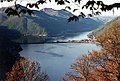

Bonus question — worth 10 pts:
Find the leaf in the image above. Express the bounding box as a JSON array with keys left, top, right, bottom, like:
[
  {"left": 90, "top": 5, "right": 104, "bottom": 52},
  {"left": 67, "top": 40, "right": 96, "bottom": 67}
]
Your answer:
[
  {"left": 74, "top": 0, "right": 81, "bottom": 4},
  {"left": 65, "top": 6, "right": 71, "bottom": 10},
  {"left": 80, "top": 12, "right": 86, "bottom": 17},
  {"left": 79, "top": 12, "right": 86, "bottom": 18},
  {"left": 94, "top": 11, "right": 101, "bottom": 15},
  {"left": 27, "top": 10, "right": 34, "bottom": 15},
  {"left": 68, "top": 16, "right": 79, "bottom": 22},
  {"left": 73, "top": 9, "right": 78, "bottom": 12},
  {"left": 26, "top": 3, "right": 39, "bottom": 9},
  {"left": 34, "top": 4, "right": 39, "bottom": 9},
  {"left": 1, "top": 0, "right": 13, "bottom": 2},
  {"left": 5, "top": 8, "right": 20, "bottom": 17},
  {"left": 65, "top": 0, "right": 70, "bottom": 3},
  {"left": 5, "top": 8, "right": 10, "bottom": 13},
  {"left": 82, "top": 6, "right": 85, "bottom": 9},
  {"left": 37, "top": 0, "right": 46, "bottom": 4},
  {"left": 26, "top": 3, "right": 34, "bottom": 8},
  {"left": 96, "top": 1, "right": 104, "bottom": 9},
  {"left": 57, "top": 0, "right": 65, "bottom": 5},
  {"left": 55, "top": 0, "right": 58, "bottom": 2},
  {"left": 90, "top": 7, "right": 93, "bottom": 10},
  {"left": 1, "top": 0, "right": 3, "bottom": 2},
  {"left": 78, "top": 0, "right": 81, "bottom": 4},
  {"left": 88, "top": 14, "right": 93, "bottom": 17},
  {"left": 75, "top": 0, "right": 77, "bottom": 2}
]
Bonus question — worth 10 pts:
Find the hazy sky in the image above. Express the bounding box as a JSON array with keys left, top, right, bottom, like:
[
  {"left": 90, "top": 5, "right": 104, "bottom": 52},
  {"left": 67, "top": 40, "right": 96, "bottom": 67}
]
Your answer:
[{"left": 0, "top": 0, "right": 120, "bottom": 16}]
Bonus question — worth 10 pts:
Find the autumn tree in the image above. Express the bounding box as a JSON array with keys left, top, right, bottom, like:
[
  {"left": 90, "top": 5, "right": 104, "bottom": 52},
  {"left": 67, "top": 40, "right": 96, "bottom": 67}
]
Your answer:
[
  {"left": 92, "top": 20, "right": 120, "bottom": 81},
  {"left": 6, "top": 57, "right": 49, "bottom": 81},
  {"left": 63, "top": 19, "right": 120, "bottom": 81},
  {"left": 62, "top": 55, "right": 98, "bottom": 81}
]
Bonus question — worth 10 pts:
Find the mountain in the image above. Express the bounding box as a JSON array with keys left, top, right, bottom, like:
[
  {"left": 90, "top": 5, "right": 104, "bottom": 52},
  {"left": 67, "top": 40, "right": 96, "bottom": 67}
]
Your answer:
[
  {"left": 1, "top": 16, "right": 46, "bottom": 35},
  {"left": 91, "top": 16, "right": 119, "bottom": 36},
  {"left": 91, "top": 16, "right": 116, "bottom": 24},
  {"left": 0, "top": 6, "right": 48, "bottom": 43},
  {"left": 0, "top": 6, "right": 114, "bottom": 43},
  {"left": 31, "top": 8, "right": 105, "bottom": 37}
]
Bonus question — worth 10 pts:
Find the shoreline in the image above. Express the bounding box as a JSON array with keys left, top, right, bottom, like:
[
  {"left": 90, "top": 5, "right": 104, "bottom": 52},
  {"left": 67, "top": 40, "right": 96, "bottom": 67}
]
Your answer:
[
  {"left": 17, "top": 39, "right": 97, "bottom": 44},
  {"left": 17, "top": 32, "right": 97, "bottom": 44}
]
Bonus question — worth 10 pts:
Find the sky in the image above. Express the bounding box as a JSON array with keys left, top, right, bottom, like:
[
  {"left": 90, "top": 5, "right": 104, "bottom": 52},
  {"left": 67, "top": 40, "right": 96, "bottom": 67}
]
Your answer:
[{"left": 0, "top": 0, "right": 120, "bottom": 16}]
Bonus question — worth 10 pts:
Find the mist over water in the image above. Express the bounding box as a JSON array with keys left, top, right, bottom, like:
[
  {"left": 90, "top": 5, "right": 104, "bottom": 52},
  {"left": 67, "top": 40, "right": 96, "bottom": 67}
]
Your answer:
[
  {"left": 65, "top": 31, "right": 91, "bottom": 40},
  {"left": 57, "top": 31, "right": 92, "bottom": 42}
]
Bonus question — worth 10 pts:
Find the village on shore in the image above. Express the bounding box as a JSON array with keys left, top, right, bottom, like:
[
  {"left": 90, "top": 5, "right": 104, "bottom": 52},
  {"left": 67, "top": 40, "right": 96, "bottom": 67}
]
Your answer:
[{"left": 48, "top": 34, "right": 99, "bottom": 44}]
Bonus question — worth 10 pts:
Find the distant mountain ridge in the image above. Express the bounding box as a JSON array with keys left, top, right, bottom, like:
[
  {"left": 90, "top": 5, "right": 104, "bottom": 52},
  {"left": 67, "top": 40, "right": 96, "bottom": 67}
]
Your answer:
[
  {"left": 42, "top": 8, "right": 59, "bottom": 16},
  {"left": 0, "top": 6, "right": 107, "bottom": 36},
  {"left": 33, "top": 8, "right": 105, "bottom": 37},
  {"left": 91, "top": 16, "right": 117, "bottom": 24},
  {"left": 0, "top": 5, "right": 115, "bottom": 43}
]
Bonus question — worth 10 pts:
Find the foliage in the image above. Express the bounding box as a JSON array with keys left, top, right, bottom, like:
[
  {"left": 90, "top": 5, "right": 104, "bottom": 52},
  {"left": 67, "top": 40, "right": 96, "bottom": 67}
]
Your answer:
[
  {"left": 6, "top": 57, "right": 49, "bottom": 81},
  {"left": 1, "top": 0, "right": 120, "bottom": 22},
  {"left": 63, "top": 20, "right": 120, "bottom": 81},
  {"left": 91, "top": 16, "right": 120, "bottom": 36},
  {"left": 0, "top": 0, "right": 13, "bottom": 2}
]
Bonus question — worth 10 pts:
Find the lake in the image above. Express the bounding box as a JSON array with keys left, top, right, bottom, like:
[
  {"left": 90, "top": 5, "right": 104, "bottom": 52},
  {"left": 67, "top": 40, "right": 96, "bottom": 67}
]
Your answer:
[{"left": 20, "top": 43, "right": 101, "bottom": 81}]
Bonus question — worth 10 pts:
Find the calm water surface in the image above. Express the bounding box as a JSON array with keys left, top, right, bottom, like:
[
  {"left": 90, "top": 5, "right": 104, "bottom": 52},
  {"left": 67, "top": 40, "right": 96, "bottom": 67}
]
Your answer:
[{"left": 20, "top": 43, "right": 101, "bottom": 81}]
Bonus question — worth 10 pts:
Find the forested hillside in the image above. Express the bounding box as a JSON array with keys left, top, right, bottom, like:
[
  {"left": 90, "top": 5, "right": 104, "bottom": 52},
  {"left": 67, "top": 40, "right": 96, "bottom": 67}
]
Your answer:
[
  {"left": 0, "top": 6, "right": 104, "bottom": 37},
  {"left": 91, "top": 16, "right": 119, "bottom": 36},
  {"left": 0, "top": 6, "right": 114, "bottom": 43}
]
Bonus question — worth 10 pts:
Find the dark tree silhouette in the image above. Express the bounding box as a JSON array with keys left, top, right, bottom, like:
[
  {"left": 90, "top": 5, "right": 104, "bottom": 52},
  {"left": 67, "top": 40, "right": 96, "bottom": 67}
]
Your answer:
[
  {"left": 82, "top": 0, "right": 96, "bottom": 10},
  {"left": 0, "top": 26, "right": 22, "bottom": 80}
]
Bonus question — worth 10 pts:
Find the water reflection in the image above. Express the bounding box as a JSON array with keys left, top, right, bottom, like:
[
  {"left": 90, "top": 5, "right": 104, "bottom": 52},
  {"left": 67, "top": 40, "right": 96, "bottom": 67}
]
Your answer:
[
  {"left": 35, "top": 50, "right": 64, "bottom": 57},
  {"left": 20, "top": 43, "right": 101, "bottom": 81}
]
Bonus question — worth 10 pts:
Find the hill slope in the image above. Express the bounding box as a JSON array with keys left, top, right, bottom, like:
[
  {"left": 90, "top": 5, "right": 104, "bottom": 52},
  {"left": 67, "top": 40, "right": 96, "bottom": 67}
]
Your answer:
[
  {"left": 26, "top": 8, "right": 107, "bottom": 38},
  {"left": 1, "top": 16, "right": 46, "bottom": 35},
  {"left": 0, "top": 7, "right": 105, "bottom": 36},
  {"left": 0, "top": 6, "right": 114, "bottom": 43},
  {"left": 91, "top": 16, "right": 119, "bottom": 36}
]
